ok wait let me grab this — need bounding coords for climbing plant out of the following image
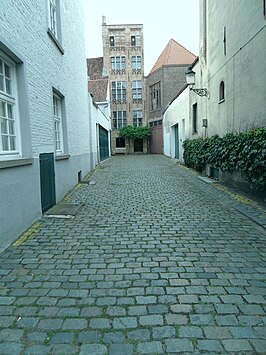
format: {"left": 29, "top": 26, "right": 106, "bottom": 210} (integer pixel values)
{"left": 119, "top": 125, "right": 151, "bottom": 140}
{"left": 183, "top": 128, "right": 266, "bottom": 190}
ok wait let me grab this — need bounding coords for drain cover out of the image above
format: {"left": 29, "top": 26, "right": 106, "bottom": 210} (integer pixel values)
{"left": 45, "top": 203, "right": 81, "bottom": 217}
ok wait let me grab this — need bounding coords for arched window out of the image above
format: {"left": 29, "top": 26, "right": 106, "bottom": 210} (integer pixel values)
{"left": 219, "top": 81, "right": 225, "bottom": 102}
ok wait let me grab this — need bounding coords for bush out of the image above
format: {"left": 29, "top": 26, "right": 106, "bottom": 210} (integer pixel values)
{"left": 119, "top": 125, "right": 151, "bottom": 140}
{"left": 183, "top": 128, "right": 266, "bottom": 190}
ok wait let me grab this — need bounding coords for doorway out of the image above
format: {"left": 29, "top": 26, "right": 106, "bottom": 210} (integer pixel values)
{"left": 174, "top": 124, "right": 179, "bottom": 159}
{"left": 134, "top": 138, "right": 143, "bottom": 153}
{"left": 39, "top": 153, "right": 56, "bottom": 213}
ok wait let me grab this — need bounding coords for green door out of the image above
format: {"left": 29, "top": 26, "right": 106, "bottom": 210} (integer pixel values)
{"left": 175, "top": 124, "right": 179, "bottom": 159}
{"left": 39, "top": 153, "right": 56, "bottom": 213}
{"left": 99, "top": 126, "right": 109, "bottom": 161}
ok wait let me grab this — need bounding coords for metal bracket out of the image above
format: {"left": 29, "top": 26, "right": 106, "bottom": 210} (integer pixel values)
{"left": 191, "top": 88, "right": 208, "bottom": 97}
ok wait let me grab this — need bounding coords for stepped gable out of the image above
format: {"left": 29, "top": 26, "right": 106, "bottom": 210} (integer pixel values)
{"left": 149, "top": 38, "right": 196, "bottom": 74}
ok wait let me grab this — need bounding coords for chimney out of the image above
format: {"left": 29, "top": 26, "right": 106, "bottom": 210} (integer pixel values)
{"left": 102, "top": 16, "right": 106, "bottom": 25}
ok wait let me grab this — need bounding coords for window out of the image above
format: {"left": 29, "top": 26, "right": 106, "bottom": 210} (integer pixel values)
{"left": 48, "top": 0, "right": 57, "bottom": 37}
{"left": 0, "top": 54, "right": 19, "bottom": 155}
{"left": 111, "top": 56, "right": 126, "bottom": 71}
{"left": 110, "top": 36, "right": 115, "bottom": 47}
{"left": 116, "top": 137, "right": 125, "bottom": 148}
{"left": 192, "top": 103, "right": 197, "bottom": 134}
{"left": 132, "top": 80, "right": 142, "bottom": 100}
{"left": 133, "top": 110, "right": 143, "bottom": 127}
{"left": 219, "top": 81, "right": 225, "bottom": 102}
{"left": 48, "top": 0, "right": 63, "bottom": 52}
{"left": 111, "top": 81, "right": 126, "bottom": 102}
{"left": 113, "top": 111, "right": 127, "bottom": 129}
{"left": 131, "top": 35, "right": 136, "bottom": 46}
{"left": 223, "top": 26, "right": 227, "bottom": 56}
{"left": 150, "top": 82, "right": 161, "bottom": 111}
{"left": 132, "top": 56, "right": 141, "bottom": 70}
{"left": 53, "top": 92, "right": 64, "bottom": 154}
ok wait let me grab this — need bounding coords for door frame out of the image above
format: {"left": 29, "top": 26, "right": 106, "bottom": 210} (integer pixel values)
{"left": 39, "top": 153, "right": 56, "bottom": 213}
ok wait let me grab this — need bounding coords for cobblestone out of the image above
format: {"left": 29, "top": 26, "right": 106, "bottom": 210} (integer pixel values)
{"left": 0, "top": 155, "right": 265, "bottom": 353}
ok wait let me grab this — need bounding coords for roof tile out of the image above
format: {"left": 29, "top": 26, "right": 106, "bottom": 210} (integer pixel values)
{"left": 149, "top": 38, "right": 196, "bottom": 74}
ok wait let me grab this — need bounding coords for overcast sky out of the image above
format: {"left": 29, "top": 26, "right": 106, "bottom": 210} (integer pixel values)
{"left": 83, "top": 0, "right": 199, "bottom": 76}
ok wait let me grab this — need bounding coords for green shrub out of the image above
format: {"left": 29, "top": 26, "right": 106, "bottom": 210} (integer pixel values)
{"left": 119, "top": 125, "right": 151, "bottom": 140}
{"left": 183, "top": 128, "right": 266, "bottom": 190}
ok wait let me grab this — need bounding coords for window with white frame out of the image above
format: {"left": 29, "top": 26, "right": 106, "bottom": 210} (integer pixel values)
{"left": 111, "top": 81, "right": 126, "bottom": 102}
{"left": 48, "top": 0, "right": 62, "bottom": 50}
{"left": 133, "top": 110, "right": 143, "bottom": 127}
{"left": 0, "top": 53, "right": 19, "bottom": 155}
{"left": 132, "top": 80, "right": 142, "bottom": 100}
{"left": 113, "top": 111, "right": 127, "bottom": 129}
{"left": 48, "top": 0, "right": 57, "bottom": 37}
{"left": 111, "top": 56, "right": 126, "bottom": 71}
{"left": 132, "top": 56, "right": 141, "bottom": 70}
{"left": 53, "top": 92, "right": 64, "bottom": 154}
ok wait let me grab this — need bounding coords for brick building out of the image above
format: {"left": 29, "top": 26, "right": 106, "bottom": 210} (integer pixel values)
{"left": 102, "top": 17, "right": 147, "bottom": 154}
{"left": 146, "top": 39, "right": 196, "bottom": 153}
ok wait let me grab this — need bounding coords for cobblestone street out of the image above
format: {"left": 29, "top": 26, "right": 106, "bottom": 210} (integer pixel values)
{"left": 0, "top": 155, "right": 265, "bottom": 354}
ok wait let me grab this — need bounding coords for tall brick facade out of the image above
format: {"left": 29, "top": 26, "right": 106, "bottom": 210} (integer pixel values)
{"left": 102, "top": 17, "right": 147, "bottom": 154}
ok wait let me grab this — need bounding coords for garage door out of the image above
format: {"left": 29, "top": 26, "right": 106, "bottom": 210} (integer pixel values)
{"left": 99, "top": 126, "right": 109, "bottom": 161}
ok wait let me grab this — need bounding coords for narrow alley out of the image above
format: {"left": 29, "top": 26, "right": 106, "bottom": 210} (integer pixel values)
{"left": 0, "top": 155, "right": 265, "bottom": 354}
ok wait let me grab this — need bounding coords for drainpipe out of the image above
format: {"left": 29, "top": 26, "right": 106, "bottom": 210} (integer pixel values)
{"left": 200, "top": 0, "right": 207, "bottom": 61}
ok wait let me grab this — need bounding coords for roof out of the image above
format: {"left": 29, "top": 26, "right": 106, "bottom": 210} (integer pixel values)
{"left": 88, "top": 78, "right": 108, "bottom": 103}
{"left": 149, "top": 38, "right": 196, "bottom": 75}
{"left": 87, "top": 57, "right": 109, "bottom": 102}
{"left": 87, "top": 57, "right": 104, "bottom": 80}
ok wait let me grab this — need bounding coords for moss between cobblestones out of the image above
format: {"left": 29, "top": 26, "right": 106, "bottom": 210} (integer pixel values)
{"left": 43, "top": 330, "right": 56, "bottom": 345}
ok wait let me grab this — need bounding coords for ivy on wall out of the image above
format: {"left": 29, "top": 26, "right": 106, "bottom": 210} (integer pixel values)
{"left": 183, "top": 128, "right": 266, "bottom": 190}
{"left": 119, "top": 125, "right": 151, "bottom": 140}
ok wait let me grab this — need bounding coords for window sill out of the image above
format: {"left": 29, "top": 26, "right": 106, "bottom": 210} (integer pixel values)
{"left": 55, "top": 154, "right": 70, "bottom": 161}
{"left": 0, "top": 157, "right": 33, "bottom": 169}
{"left": 47, "top": 29, "right": 64, "bottom": 55}
{"left": 218, "top": 99, "right": 225, "bottom": 104}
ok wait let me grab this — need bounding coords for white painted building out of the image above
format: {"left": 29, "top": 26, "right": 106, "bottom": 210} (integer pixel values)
{"left": 163, "top": 87, "right": 189, "bottom": 162}
{"left": 0, "top": 0, "right": 94, "bottom": 250}
{"left": 164, "top": 0, "right": 266, "bottom": 160}
{"left": 88, "top": 93, "right": 111, "bottom": 166}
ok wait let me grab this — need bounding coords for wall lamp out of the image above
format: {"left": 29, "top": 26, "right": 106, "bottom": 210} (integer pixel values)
{"left": 185, "top": 66, "right": 208, "bottom": 97}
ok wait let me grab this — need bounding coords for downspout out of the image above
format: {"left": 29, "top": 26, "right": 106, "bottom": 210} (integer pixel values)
{"left": 200, "top": 0, "right": 207, "bottom": 62}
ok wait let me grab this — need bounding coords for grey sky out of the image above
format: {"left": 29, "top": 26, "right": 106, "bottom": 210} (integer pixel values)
{"left": 83, "top": 0, "right": 199, "bottom": 75}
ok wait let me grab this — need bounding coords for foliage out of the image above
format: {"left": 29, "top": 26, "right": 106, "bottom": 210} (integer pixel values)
{"left": 119, "top": 125, "right": 151, "bottom": 140}
{"left": 183, "top": 128, "right": 266, "bottom": 190}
